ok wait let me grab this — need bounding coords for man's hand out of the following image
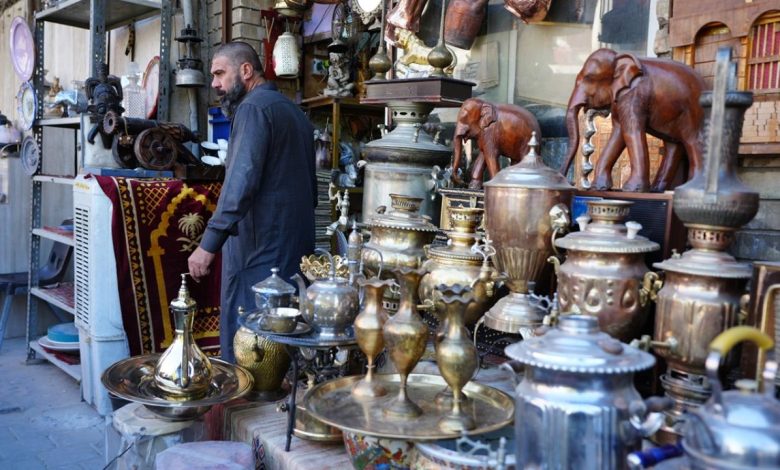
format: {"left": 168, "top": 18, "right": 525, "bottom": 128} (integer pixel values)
{"left": 188, "top": 246, "right": 216, "bottom": 282}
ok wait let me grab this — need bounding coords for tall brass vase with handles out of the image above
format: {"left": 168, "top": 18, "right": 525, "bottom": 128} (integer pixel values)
{"left": 382, "top": 266, "right": 429, "bottom": 418}
{"left": 353, "top": 278, "right": 394, "bottom": 399}
{"left": 435, "top": 284, "right": 478, "bottom": 433}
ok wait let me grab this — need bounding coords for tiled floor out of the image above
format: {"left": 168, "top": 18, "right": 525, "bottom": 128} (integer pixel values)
{"left": 0, "top": 337, "right": 106, "bottom": 469}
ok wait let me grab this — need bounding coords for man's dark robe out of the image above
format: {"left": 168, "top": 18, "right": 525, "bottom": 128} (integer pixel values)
{"left": 200, "top": 82, "right": 316, "bottom": 363}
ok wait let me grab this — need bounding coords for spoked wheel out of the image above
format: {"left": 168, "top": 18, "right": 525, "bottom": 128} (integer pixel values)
{"left": 134, "top": 128, "right": 178, "bottom": 170}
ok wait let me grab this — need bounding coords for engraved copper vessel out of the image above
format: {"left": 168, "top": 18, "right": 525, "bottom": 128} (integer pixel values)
{"left": 648, "top": 48, "right": 758, "bottom": 443}
{"left": 550, "top": 199, "right": 659, "bottom": 342}
{"left": 482, "top": 134, "right": 573, "bottom": 336}
{"left": 444, "top": 0, "right": 489, "bottom": 50}
{"left": 419, "top": 206, "right": 498, "bottom": 327}
{"left": 154, "top": 274, "right": 213, "bottom": 400}
{"left": 233, "top": 321, "right": 291, "bottom": 402}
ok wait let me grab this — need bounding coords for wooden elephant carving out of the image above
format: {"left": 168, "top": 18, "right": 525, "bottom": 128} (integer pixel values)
{"left": 451, "top": 98, "right": 541, "bottom": 189}
{"left": 561, "top": 48, "right": 705, "bottom": 192}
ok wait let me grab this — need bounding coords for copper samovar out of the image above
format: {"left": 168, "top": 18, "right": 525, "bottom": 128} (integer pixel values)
{"left": 480, "top": 134, "right": 573, "bottom": 337}
{"left": 550, "top": 199, "right": 659, "bottom": 342}
{"left": 642, "top": 48, "right": 759, "bottom": 443}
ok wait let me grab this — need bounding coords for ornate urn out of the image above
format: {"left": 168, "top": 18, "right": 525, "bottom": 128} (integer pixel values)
{"left": 648, "top": 47, "right": 759, "bottom": 443}
{"left": 419, "top": 206, "right": 498, "bottom": 327}
{"left": 154, "top": 274, "right": 213, "bottom": 400}
{"left": 550, "top": 199, "right": 659, "bottom": 342}
{"left": 362, "top": 194, "right": 438, "bottom": 280}
{"left": 481, "top": 134, "right": 573, "bottom": 336}
{"left": 233, "top": 315, "right": 291, "bottom": 402}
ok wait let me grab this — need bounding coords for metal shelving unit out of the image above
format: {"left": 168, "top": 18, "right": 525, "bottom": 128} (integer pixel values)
{"left": 25, "top": 0, "right": 162, "bottom": 379}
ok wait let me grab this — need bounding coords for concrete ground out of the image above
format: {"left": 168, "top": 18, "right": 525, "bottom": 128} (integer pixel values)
{"left": 0, "top": 337, "right": 106, "bottom": 470}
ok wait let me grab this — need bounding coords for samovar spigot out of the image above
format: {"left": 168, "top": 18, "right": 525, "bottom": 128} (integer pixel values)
{"left": 630, "top": 334, "right": 679, "bottom": 355}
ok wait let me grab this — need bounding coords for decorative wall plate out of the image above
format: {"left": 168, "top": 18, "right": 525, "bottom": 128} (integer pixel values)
{"left": 20, "top": 135, "right": 40, "bottom": 176}
{"left": 10, "top": 16, "right": 35, "bottom": 81}
{"left": 142, "top": 56, "right": 160, "bottom": 119}
{"left": 353, "top": 0, "right": 382, "bottom": 24}
{"left": 16, "top": 81, "right": 37, "bottom": 131}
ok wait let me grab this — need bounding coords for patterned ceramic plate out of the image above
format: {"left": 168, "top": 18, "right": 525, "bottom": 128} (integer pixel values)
{"left": 10, "top": 16, "right": 34, "bottom": 81}
{"left": 20, "top": 135, "right": 40, "bottom": 176}
{"left": 16, "top": 81, "right": 37, "bottom": 131}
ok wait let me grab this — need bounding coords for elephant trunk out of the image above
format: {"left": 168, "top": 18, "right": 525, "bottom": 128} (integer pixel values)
{"left": 451, "top": 124, "right": 469, "bottom": 183}
{"left": 561, "top": 85, "right": 587, "bottom": 176}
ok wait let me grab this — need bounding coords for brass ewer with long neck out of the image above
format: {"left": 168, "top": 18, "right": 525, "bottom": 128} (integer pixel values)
{"left": 435, "top": 283, "right": 477, "bottom": 432}
{"left": 352, "top": 277, "right": 394, "bottom": 399}
{"left": 154, "top": 274, "right": 213, "bottom": 400}
{"left": 382, "top": 266, "right": 429, "bottom": 418}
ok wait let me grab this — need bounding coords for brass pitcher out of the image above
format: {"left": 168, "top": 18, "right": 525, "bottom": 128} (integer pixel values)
{"left": 550, "top": 199, "right": 660, "bottom": 342}
{"left": 154, "top": 274, "right": 213, "bottom": 400}
{"left": 352, "top": 278, "right": 394, "bottom": 399}
{"left": 382, "top": 266, "right": 429, "bottom": 418}
{"left": 435, "top": 284, "right": 477, "bottom": 433}
{"left": 234, "top": 308, "right": 291, "bottom": 402}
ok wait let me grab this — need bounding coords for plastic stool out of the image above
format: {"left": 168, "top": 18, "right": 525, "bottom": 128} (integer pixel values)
{"left": 106, "top": 403, "right": 205, "bottom": 470}
{"left": 154, "top": 441, "right": 254, "bottom": 470}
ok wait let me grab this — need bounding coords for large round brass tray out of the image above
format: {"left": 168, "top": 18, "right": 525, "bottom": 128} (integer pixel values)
{"left": 303, "top": 373, "right": 514, "bottom": 440}
{"left": 101, "top": 354, "right": 253, "bottom": 421}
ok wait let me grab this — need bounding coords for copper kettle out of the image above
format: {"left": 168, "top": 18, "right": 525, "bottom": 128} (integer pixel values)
{"left": 683, "top": 326, "right": 780, "bottom": 469}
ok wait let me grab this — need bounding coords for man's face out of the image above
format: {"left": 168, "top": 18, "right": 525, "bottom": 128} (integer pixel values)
{"left": 211, "top": 55, "right": 247, "bottom": 118}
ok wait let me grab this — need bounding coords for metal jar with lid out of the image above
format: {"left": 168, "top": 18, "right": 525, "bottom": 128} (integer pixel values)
{"left": 251, "top": 267, "right": 297, "bottom": 311}
{"left": 419, "top": 206, "right": 498, "bottom": 327}
{"left": 504, "top": 315, "right": 665, "bottom": 470}
{"left": 683, "top": 326, "right": 780, "bottom": 470}
{"left": 362, "top": 193, "right": 438, "bottom": 278}
{"left": 549, "top": 199, "right": 660, "bottom": 342}
{"left": 482, "top": 134, "right": 573, "bottom": 335}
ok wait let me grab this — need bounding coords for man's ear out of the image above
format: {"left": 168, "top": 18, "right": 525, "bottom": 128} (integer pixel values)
{"left": 240, "top": 62, "right": 254, "bottom": 80}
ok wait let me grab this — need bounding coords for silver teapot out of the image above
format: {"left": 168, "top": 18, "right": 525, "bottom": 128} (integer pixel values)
{"left": 293, "top": 249, "right": 359, "bottom": 339}
{"left": 504, "top": 315, "right": 668, "bottom": 470}
{"left": 251, "top": 267, "right": 296, "bottom": 311}
{"left": 683, "top": 326, "right": 780, "bottom": 470}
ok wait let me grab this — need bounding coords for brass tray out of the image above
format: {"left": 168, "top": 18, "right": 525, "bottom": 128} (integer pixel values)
{"left": 303, "top": 373, "right": 514, "bottom": 440}
{"left": 101, "top": 354, "right": 253, "bottom": 420}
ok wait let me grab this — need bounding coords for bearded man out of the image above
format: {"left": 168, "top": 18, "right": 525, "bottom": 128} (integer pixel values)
{"left": 188, "top": 42, "right": 316, "bottom": 363}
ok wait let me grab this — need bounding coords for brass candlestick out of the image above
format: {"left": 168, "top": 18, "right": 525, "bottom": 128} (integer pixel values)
{"left": 382, "top": 266, "right": 429, "bottom": 418}
{"left": 353, "top": 278, "right": 394, "bottom": 398}
{"left": 435, "top": 284, "right": 477, "bottom": 432}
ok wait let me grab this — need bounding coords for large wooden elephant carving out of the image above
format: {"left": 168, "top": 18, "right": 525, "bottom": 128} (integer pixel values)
{"left": 561, "top": 48, "right": 705, "bottom": 192}
{"left": 451, "top": 98, "right": 541, "bottom": 189}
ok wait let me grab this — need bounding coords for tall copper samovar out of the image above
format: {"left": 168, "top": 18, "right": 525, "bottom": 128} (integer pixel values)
{"left": 481, "top": 134, "right": 573, "bottom": 337}
{"left": 644, "top": 47, "right": 759, "bottom": 443}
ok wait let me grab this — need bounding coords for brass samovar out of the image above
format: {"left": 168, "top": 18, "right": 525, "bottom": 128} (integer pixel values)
{"left": 481, "top": 134, "right": 573, "bottom": 337}
{"left": 643, "top": 48, "right": 759, "bottom": 443}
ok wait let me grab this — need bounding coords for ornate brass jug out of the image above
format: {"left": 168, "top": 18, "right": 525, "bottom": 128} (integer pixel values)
{"left": 154, "top": 274, "right": 213, "bottom": 400}
{"left": 550, "top": 199, "right": 659, "bottom": 342}
{"left": 352, "top": 278, "right": 394, "bottom": 399}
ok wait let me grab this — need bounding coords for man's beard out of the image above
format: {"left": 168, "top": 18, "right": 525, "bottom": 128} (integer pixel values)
{"left": 219, "top": 81, "right": 247, "bottom": 118}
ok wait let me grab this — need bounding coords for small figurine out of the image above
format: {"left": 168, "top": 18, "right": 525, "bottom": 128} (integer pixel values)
{"left": 324, "top": 52, "right": 355, "bottom": 98}
{"left": 392, "top": 28, "right": 457, "bottom": 78}
{"left": 43, "top": 77, "right": 65, "bottom": 118}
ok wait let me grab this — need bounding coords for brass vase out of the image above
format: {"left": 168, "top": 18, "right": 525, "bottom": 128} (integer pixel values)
{"left": 154, "top": 274, "right": 213, "bottom": 400}
{"left": 233, "top": 317, "right": 291, "bottom": 401}
{"left": 550, "top": 199, "right": 660, "bottom": 342}
{"left": 482, "top": 134, "right": 573, "bottom": 336}
{"left": 353, "top": 278, "right": 394, "bottom": 399}
{"left": 435, "top": 284, "right": 477, "bottom": 432}
{"left": 382, "top": 267, "right": 429, "bottom": 418}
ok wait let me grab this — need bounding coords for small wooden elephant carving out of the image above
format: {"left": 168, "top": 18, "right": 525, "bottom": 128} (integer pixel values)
{"left": 451, "top": 98, "right": 541, "bottom": 189}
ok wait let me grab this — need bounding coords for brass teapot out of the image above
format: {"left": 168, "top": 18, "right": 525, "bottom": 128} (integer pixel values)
{"left": 154, "top": 274, "right": 213, "bottom": 400}
{"left": 293, "top": 249, "right": 359, "bottom": 339}
{"left": 683, "top": 326, "right": 780, "bottom": 469}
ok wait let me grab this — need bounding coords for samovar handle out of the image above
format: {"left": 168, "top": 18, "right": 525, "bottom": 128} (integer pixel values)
{"left": 756, "top": 284, "right": 780, "bottom": 382}
{"left": 706, "top": 326, "right": 774, "bottom": 406}
{"left": 639, "top": 271, "right": 663, "bottom": 307}
{"left": 548, "top": 203, "right": 571, "bottom": 257}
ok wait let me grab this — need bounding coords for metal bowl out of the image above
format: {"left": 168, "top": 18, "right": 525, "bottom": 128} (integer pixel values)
{"left": 101, "top": 354, "right": 253, "bottom": 421}
{"left": 300, "top": 254, "right": 349, "bottom": 282}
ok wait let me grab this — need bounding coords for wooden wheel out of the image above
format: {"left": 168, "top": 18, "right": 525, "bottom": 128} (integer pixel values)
{"left": 134, "top": 128, "right": 177, "bottom": 170}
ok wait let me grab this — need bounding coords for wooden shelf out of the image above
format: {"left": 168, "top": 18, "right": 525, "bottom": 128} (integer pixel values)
{"left": 30, "top": 282, "right": 75, "bottom": 315}
{"left": 302, "top": 95, "right": 385, "bottom": 112}
{"left": 32, "top": 228, "right": 75, "bottom": 246}
{"left": 35, "top": 0, "right": 161, "bottom": 29}
{"left": 29, "top": 340, "right": 81, "bottom": 382}
{"left": 33, "top": 175, "right": 75, "bottom": 185}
